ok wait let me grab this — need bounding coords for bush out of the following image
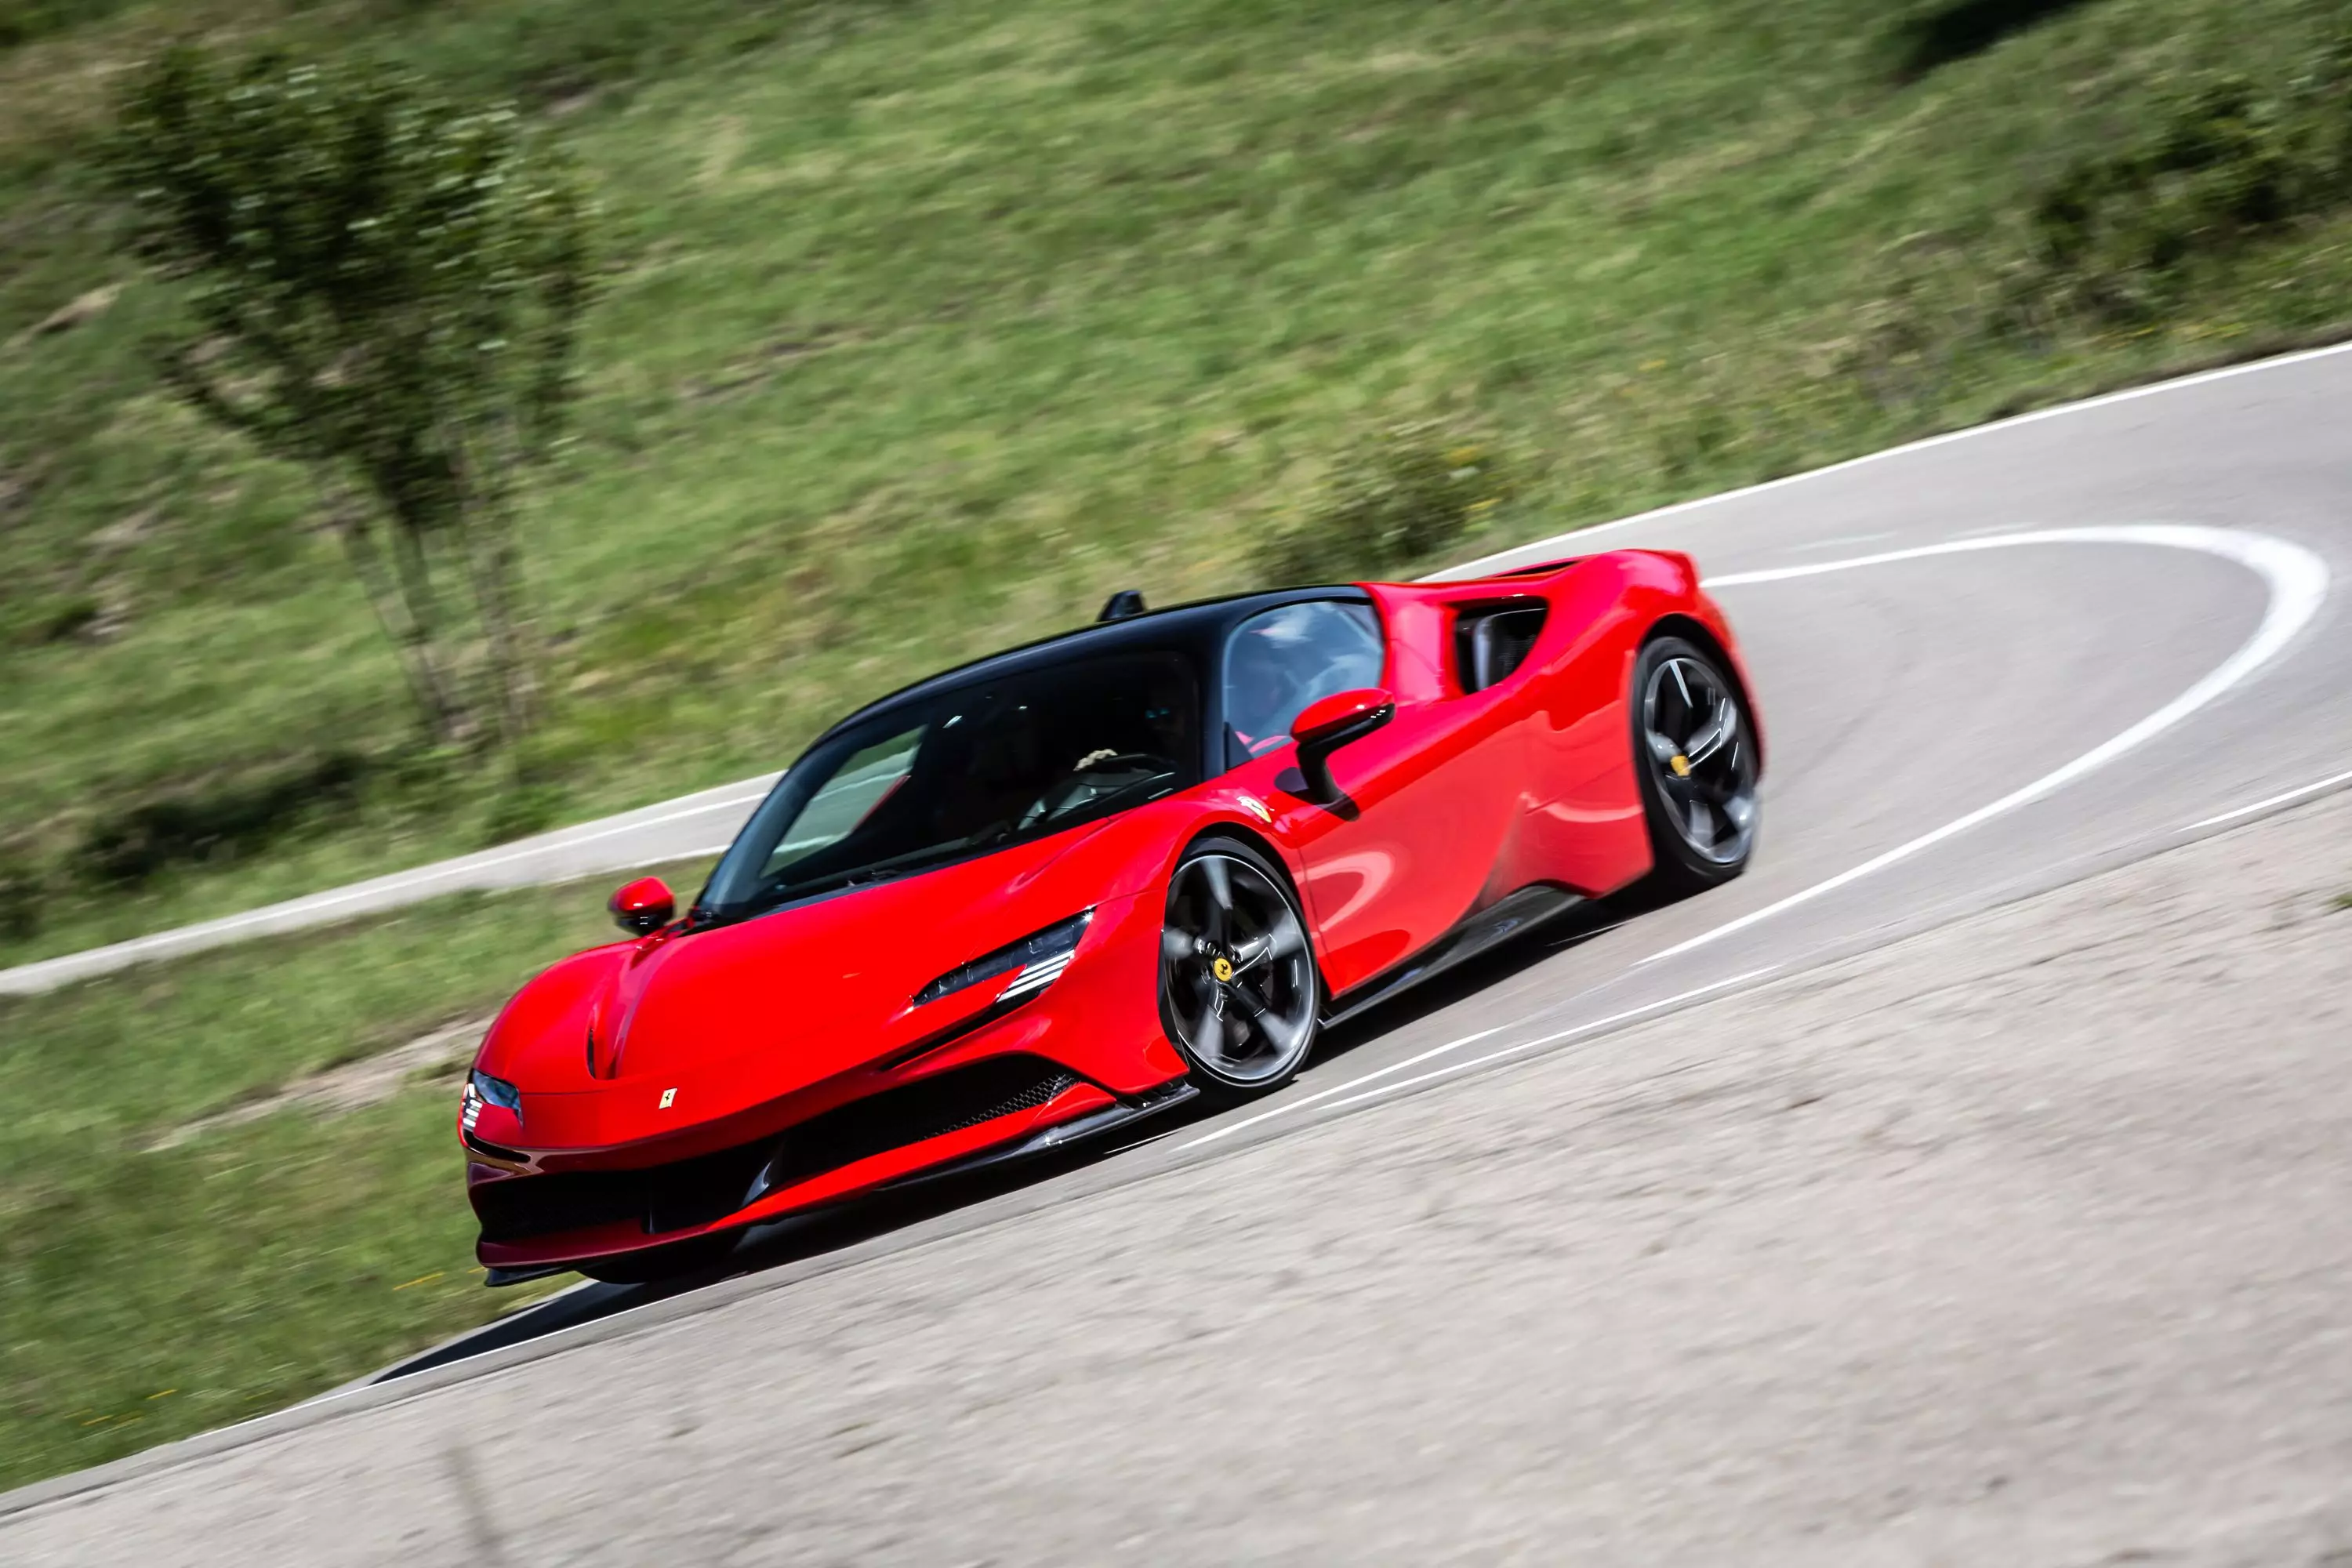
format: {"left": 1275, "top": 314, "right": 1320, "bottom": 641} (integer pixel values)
{"left": 0, "top": 0, "right": 128, "bottom": 50}
{"left": 74, "top": 753, "right": 370, "bottom": 887}
{"left": 2019, "top": 51, "right": 2352, "bottom": 323}
{"left": 0, "top": 850, "right": 45, "bottom": 941}
{"left": 1260, "top": 426, "right": 1510, "bottom": 586}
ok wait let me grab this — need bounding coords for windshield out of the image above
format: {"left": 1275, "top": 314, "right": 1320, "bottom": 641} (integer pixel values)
{"left": 699, "top": 653, "right": 1201, "bottom": 920}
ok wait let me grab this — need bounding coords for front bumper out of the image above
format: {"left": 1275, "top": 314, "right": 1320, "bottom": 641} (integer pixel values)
{"left": 470, "top": 1058, "right": 1192, "bottom": 1273}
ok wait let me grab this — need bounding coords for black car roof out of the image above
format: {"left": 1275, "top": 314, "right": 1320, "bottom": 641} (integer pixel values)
{"left": 814, "top": 584, "right": 1374, "bottom": 745}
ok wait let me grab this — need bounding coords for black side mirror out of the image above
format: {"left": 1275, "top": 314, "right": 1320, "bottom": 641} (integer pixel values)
{"left": 1290, "top": 687, "right": 1396, "bottom": 802}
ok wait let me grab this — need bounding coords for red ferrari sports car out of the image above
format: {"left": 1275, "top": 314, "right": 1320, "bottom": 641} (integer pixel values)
{"left": 459, "top": 550, "right": 1762, "bottom": 1283}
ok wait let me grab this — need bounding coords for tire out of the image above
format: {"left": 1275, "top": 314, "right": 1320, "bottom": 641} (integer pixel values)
{"left": 1159, "top": 835, "right": 1321, "bottom": 1097}
{"left": 1631, "top": 634, "right": 1761, "bottom": 895}
{"left": 575, "top": 1229, "right": 741, "bottom": 1286}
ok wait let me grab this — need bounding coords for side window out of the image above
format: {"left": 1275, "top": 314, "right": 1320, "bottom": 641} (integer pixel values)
{"left": 1222, "top": 601, "right": 1385, "bottom": 768}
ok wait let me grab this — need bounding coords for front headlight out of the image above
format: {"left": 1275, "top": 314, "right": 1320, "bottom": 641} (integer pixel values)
{"left": 463, "top": 1069, "right": 523, "bottom": 1132}
{"left": 913, "top": 911, "right": 1092, "bottom": 1006}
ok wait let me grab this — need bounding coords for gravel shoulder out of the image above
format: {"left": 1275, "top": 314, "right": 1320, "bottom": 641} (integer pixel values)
{"left": 8, "top": 793, "right": 2351, "bottom": 1566}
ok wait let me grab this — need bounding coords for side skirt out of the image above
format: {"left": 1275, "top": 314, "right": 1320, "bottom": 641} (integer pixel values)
{"left": 1323, "top": 884, "right": 1584, "bottom": 1029}
{"left": 877, "top": 1078, "right": 1202, "bottom": 1192}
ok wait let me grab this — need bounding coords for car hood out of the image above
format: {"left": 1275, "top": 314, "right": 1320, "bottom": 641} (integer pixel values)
{"left": 475, "top": 811, "right": 1170, "bottom": 1123}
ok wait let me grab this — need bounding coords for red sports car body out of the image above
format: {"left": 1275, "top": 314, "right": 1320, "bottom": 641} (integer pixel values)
{"left": 460, "top": 550, "right": 1762, "bottom": 1283}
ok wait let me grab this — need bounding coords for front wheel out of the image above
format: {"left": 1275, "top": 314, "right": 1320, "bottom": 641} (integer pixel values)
{"left": 1632, "top": 635, "right": 1760, "bottom": 895}
{"left": 1159, "top": 836, "right": 1321, "bottom": 1096}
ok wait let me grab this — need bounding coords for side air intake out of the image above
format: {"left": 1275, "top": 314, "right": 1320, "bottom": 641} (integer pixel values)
{"left": 1455, "top": 604, "right": 1548, "bottom": 692}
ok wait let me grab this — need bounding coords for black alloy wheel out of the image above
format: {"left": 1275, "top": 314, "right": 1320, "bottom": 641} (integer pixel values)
{"left": 1159, "top": 836, "right": 1320, "bottom": 1094}
{"left": 1632, "top": 635, "right": 1761, "bottom": 893}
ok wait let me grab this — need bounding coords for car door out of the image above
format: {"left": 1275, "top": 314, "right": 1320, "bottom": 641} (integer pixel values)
{"left": 1221, "top": 599, "right": 1519, "bottom": 996}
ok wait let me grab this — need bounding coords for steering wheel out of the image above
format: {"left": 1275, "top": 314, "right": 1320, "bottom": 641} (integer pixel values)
{"left": 1018, "top": 753, "right": 1169, "bottom": 829}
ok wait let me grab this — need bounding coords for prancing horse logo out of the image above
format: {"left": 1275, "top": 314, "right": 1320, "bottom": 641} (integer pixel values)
{"left": 659, "top": 1087, "right": 677, "bottom": 1109}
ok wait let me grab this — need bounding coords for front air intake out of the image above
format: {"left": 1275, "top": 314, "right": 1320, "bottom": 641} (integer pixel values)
{"left": 471, "top": 1056, "right": 1084, "bottom": 1243}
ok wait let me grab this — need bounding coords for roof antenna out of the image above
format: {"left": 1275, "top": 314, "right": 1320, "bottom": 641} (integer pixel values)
{"left": 1097, "top": 589, "right": 1146, "bottom": 623}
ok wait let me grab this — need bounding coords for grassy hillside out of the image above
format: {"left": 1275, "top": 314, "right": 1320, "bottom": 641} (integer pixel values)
{"left": 7, "top": 0, "right": 2352, "bottom": 962}
{"left": 9, "top": 0, "right": 2352, "bottom": 1489}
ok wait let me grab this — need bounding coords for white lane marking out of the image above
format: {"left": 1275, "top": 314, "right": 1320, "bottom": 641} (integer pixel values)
{"left": 2187, "top": 766, "right": 2352, "bottom": 829}
{"left": 1314, "top": 969, "right": 1781, "bottom": 1119}
{"left": 1437, "top": 336, "right": 2352, "bottom": 575}
{"left": 1181, "top": 968, "right": 1777, "bottom": 1150}
{"left": 1641, "top": 524, "right": 2330, "bottom": 964}
{"left": 1178, "top": 1024, "right": 1515, "bottom": 1149}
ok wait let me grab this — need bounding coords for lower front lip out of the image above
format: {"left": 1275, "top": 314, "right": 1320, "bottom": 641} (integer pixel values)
{"left": 473, "top": 1074, "right": 1129, "bottom": 1266}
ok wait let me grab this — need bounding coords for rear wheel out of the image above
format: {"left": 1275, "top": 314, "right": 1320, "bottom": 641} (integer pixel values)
{"left": 575, "top": 1229, "right": 740, "bottom": 1286}
{"left": 1159, "top": 837, "right": 1320, "bottom": 1095}
{"left": 1632, "top": 635, "right": 1760, "bottom": 894}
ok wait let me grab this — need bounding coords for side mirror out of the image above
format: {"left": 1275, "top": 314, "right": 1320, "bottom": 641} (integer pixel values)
{"left": 609, "top": 876, "right": 676, "bottom": 936}
{"left": 1292, "top": 687, "right": 1396, "bottom": 751}
{"left": 1290, "top": 688, "right": 1395, "bottom": 803}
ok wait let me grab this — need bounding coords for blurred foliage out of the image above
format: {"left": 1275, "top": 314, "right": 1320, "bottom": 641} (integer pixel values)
{"left": 2013, "top": 42, "right": 2352, "bottom": 325}
{"left": 373, "top": 0, "right": 876, "bottom": 109}
{"left": 1889, "top": 0, "right": 2107, "bottom": 82}
{"left": 0, "top": 0, "right": 127, "bottom": 50}
{"left": 74, "top": 750, "right": 370, "bottom": 887}
{"left": 1261, "top": 426, "right": 1511, "bottom": 586}
{"left": 0, "top": 848, "right": 44, "bottom": 940}
{"left": 106, "top": 45, "right": 593, "bottom": 746}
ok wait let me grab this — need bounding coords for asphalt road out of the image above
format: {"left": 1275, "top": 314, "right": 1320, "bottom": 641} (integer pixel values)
{"left": 6, "top": 341, "right": 2352, "bottom": 1550}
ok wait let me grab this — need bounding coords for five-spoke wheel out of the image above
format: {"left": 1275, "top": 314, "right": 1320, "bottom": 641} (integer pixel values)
{"left": 1633, "top": 635, "right": 1760, "bottom": 891}
{"left": 1160, "top": 837, "right": 1319, "bottom": 1094}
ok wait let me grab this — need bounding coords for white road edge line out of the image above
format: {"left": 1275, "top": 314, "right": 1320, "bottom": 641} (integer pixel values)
{"left": 1178, "top": 1024, "right": 1515, "bottom": 1149}
{"left": 1181, "top": 968, "right": 1776, "bottom": 1150}
{"left": 1437, "top": 336, "right": 2352, "bottom": 575}
{"left": 2187, "top": 766, "right": 2352, "bottom": 829}
{"left": 1312, "top": 967, "right": 1780, "bottom": 1120}
{"left": 1639, "top": 525, "right": 2329, "bottom": 964}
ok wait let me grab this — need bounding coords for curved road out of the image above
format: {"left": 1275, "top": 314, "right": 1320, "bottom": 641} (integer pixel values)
{"left": 6, "top": 342, "right": 2352, "bottom": 1543}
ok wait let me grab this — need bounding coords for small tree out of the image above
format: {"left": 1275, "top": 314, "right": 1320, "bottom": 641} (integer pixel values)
{"left": 107, "top": 46, "right": 593, "bottom": 746}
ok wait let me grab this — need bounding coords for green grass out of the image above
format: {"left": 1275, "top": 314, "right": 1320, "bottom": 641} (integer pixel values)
{"left": 0, "top": 859, "right": 717, "bottom": 1491}
{"left": 9, "top": 0, "right": 2352, "bottom": 961}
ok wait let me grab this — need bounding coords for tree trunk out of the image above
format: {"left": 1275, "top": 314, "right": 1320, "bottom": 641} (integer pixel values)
{"left": 477, "top": 515, "right": 538, "bottom": 745}
{"left": 330, "top": 494, "right": 464, "bottom": 745}
{"left": 386, "top": 509, "right": 475, "bottom": 746}
{"left": 452, "top": 423, "right": 539, "bottom": 746}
